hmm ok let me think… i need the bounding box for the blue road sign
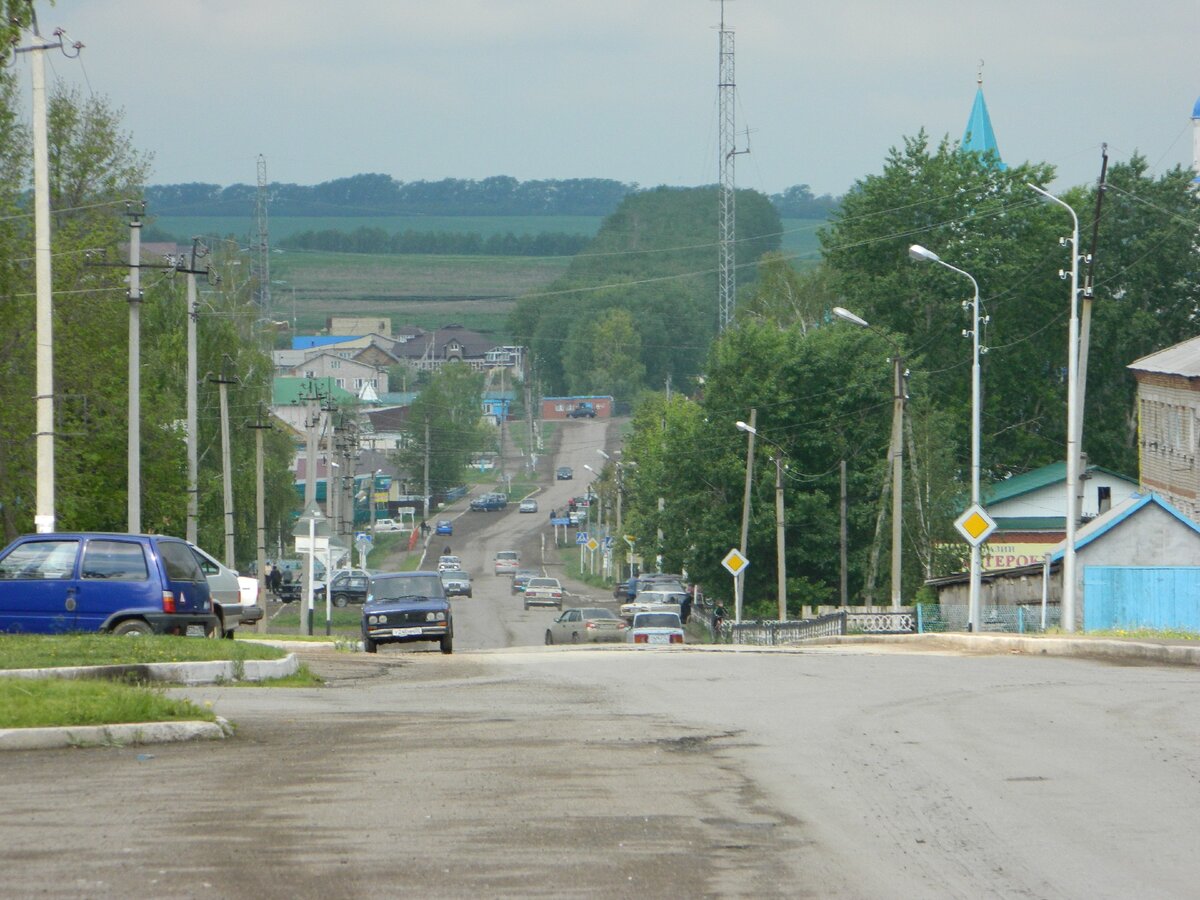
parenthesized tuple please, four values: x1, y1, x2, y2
(603, 536, 614, 549)
(575, 531, 589, 545)
(551, 517, 571, 526)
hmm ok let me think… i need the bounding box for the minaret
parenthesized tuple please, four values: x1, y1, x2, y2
(1192, 96, 1200, 184)
(961, 66, 1006, 170)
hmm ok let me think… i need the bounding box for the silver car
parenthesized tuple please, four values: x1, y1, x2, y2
(189, 543, 261, 638)
(440, 569, 473, 598)
(544, 608, 628, 644)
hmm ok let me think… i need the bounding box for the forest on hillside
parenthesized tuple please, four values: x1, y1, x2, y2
(145, 174, 839, 220)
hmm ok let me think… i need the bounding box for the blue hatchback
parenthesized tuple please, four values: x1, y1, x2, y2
(435, 520, 453, 535)
(0, 533, 217, 636)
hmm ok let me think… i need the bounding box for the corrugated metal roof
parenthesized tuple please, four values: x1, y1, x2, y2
(1127, 334, 1200, 377)
(982, 461, 1135, 506)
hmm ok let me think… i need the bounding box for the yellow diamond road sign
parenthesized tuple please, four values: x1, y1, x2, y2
(955, 504, 997, 547)
(722, 548, 749, 576)
(586, 537, 599, 551)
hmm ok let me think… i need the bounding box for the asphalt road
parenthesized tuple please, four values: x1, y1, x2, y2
(5, 418, 1200, 897)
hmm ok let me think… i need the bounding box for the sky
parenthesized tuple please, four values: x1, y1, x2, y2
(21, 1, 1200, 198)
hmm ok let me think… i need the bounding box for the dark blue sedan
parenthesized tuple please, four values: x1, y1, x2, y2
(362, 572, 453, 654)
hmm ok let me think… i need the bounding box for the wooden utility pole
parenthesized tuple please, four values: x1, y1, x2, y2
(423, 418, 431, 521)
(247, 407, 273, 633)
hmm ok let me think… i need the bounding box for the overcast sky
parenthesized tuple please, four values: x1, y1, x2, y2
(24, 1, 1200, 198)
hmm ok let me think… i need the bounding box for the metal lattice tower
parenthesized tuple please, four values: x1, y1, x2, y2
(717, 1, 737, 331)
(255, 154, 271, 316)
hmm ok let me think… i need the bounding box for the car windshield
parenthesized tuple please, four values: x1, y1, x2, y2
(635, 613, 681, 628)
(496, 552, 518, 561)
(370, 575, 444, 602)
(581, 608, 618, 620)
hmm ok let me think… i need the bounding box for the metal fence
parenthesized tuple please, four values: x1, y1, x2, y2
(718, 612, 848, 645)
(916, 604, 1062, 634)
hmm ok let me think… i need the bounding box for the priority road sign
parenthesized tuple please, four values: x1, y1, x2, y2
(954, 504, 996, 547)
(575, 531, 589, 545)
(586, 537, 599, 551)
(722, 548, 749, 576)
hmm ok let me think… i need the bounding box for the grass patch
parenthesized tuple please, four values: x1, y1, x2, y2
(0, 634, 285, 671)
(1085, 628, 1200, 641)
(268, 605, 363, 634)
(226, 663, 325, 688)
(0, 677, 215, 729)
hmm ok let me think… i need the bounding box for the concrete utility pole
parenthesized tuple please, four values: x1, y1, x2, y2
(423, 418, 431, 522)
(889, 354, 908, 610)
(177, 240, 212, 545)
(774, 454, 786, 621)
(126, 204, 144, 533)
(247, 407, 272, 633)
(15, 18, 80, 532)
(840, 459, 848, 606)
(209, 362, 239, 568)
(302, 382, 324, 508)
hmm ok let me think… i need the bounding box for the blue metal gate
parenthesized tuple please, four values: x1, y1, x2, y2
(1084, 566, 1200, 632)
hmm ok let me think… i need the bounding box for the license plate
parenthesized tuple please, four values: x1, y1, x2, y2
(186, 625, 205, 637)
(392, 627, 423, 637)
(649, 634, 669, 644)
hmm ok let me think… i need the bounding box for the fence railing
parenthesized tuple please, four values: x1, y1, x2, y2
(719, 612, 848, 645)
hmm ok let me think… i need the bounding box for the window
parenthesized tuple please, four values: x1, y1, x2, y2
(159, 541, 205, 582)
(0, 540, 79, 580)
(81, 540, 150, 581)
(330, 359, 341, 369)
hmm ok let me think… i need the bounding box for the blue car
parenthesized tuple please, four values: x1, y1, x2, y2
(435, 520, 453, 535)
(362, 571, 453, 654)
(0, 532, 217, 636)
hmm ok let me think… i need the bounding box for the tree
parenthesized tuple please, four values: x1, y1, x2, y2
(398, 364, 489, 499)
(566, 307, 644, 400)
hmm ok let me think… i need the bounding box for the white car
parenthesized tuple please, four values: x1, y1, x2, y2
(523, 577, 563, 610)
(373, 518, 404, 533)
(519, 498, 539, 513)
(620, 590, 683, 620)
(437, 556, 462, 573)
(494, 550, 520, 575)
(628, 611, 685, 645)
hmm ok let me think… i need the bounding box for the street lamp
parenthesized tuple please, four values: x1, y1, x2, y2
(832, 307, 908, 611)
(909, 244, 984, 632)
(1028, 183, 1081, 634)
(736, 420, 788, 622)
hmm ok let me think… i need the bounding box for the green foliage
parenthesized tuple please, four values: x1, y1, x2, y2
(512, 186, 782, 398)
(397, 363, 490, 497)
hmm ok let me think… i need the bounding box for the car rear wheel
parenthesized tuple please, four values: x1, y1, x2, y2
(111, 619, 154, 636)
(333, 593, 349, 608)
(524, 601, 530, 610)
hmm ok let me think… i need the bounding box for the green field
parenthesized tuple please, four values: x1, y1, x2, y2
(151, 214, 606, 245)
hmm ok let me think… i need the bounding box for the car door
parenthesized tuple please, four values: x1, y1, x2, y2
(0, 537, 82, 633)
(73, 537, 160, 632)
(553, 609, 580, 640)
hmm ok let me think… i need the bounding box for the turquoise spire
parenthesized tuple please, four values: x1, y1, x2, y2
(961, 80, 1006, 170)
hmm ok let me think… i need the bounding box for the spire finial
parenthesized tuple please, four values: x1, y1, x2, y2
(977, 59, 984, 86)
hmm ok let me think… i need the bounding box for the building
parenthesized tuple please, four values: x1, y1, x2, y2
(1127, 334, 1200, 521)
(542, 396, 614, 420)
(280, 351, 388, 399)
(327, 316, 391, 336)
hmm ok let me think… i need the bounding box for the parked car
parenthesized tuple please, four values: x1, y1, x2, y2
(519, 498, 539, 513)
(328, 572, 371, 607)
(494, 550, 520, 575)
(372, 518, 404, 533)
(544, 607, 628, 644)
(511, 569, 538, 594)
(361, 571, 453, 654)
(566, 404, 596, 419)
(556, 466, 573, 480)
(190, 543, 260, 638)
(627, 611, 686, 645)
(0, 532, 217, 637)
(440, 569, 473, 598)
(435, 520, 454, 535)
(523, 577, 563, 610)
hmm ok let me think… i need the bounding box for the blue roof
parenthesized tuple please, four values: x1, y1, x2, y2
(292, 335, 361, 350)
(961, 86, 1006, 170)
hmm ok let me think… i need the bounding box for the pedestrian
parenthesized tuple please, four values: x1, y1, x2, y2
(443, 544, 452, 556)
(713, 604, 727, 636)
(269, 564, 282, 597)
(680, 592, 692, 625)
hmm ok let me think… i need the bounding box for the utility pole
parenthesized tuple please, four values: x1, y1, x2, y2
(209, 361, 238, 569)
(840, 459, 848, 607)
(302, 382, 324, 509)
(889, 354, 908, 609)
(175, 240, 214, 545)
(775, 454, 787, 621)
(16, 17, 81, 532)
(736, 408, 756, 622)
(126, 203, 144, 533)
(423, 417, 431, 522)
(247, 407, 272, 633)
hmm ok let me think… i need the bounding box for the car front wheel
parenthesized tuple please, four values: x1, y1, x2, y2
(440, 632, 453, 654)
(363, 635, 377, 653)
(544, 630, 554, 645)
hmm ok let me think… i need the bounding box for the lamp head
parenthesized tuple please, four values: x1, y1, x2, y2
(832, 306, 869, 328)
(908, 244, 940, 263)
(596, 449, 610, 460)
(735, 421, 758, 436)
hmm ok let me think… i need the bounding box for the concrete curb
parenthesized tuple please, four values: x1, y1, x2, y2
(0, 716, 233, 751)
(1, 652, 299, 685)
(804, 633, 1200, 666)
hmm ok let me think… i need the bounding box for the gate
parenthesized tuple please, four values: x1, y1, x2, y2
(1084, 566, 1200, 632)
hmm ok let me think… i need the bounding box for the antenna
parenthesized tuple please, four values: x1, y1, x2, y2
(255, 154, 271, 317)
(715, 0, 747, 332)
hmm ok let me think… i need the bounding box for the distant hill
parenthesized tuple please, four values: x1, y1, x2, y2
(144, 174, 840, 220)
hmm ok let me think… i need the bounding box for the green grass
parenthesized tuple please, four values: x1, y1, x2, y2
(225, 662, 325, 687)
(268, 605, 363, 633)
(1083, 628, 1200, 641)
(0, 677, 216, 729)
(154, 215, 605, 244)
(0, 634, 286, 670)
